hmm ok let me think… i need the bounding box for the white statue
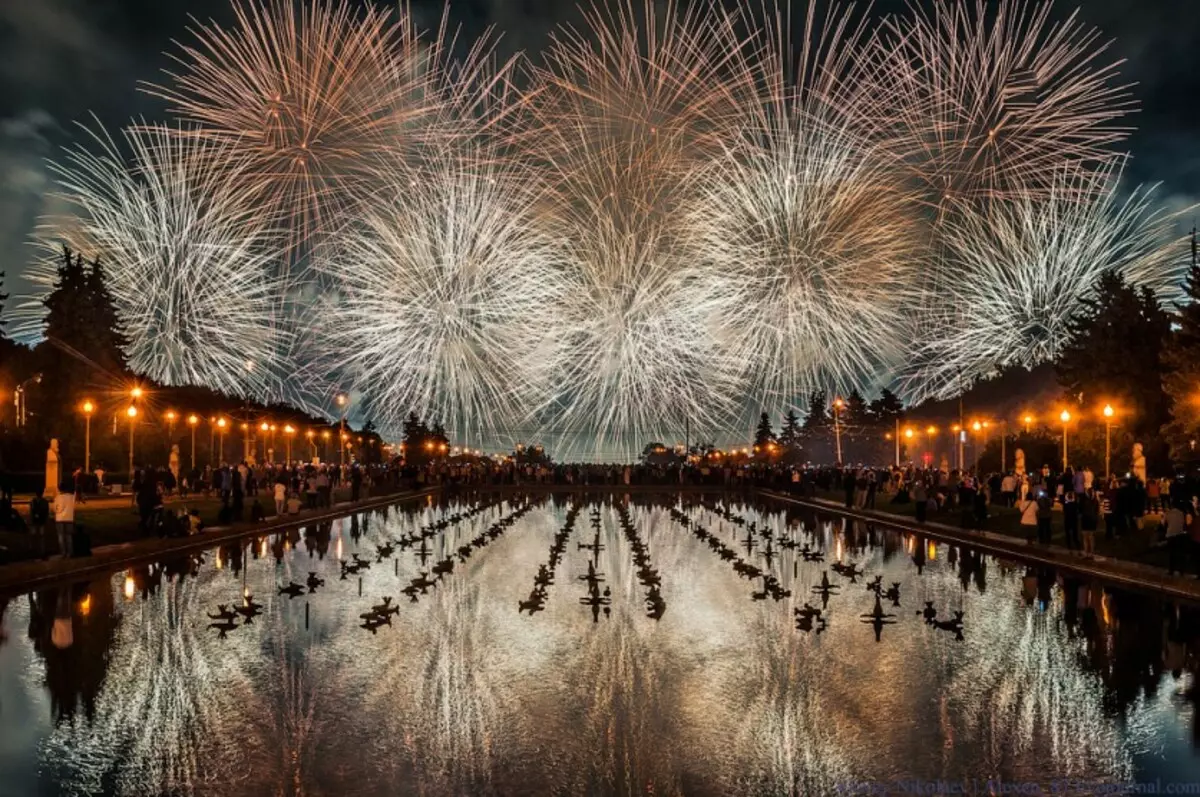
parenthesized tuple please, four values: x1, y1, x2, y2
(1132, 443, 1147, 484)
(45, 439, 60, 498)
(169, 444, 180, 483)
(1014, 448, 1026, 475)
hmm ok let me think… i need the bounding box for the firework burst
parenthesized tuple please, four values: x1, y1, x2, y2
(314, 142, 565, 445)
(143, 0, 426, 269)
(39, 123, 287, 397)
(867, 0, 1134, 215)
(686, 4, 924, 418)
(524, 0, 757, 455)
(900, 161, 1187, 401)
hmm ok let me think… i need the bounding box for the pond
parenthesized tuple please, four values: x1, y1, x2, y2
(1, 492, 1198, 796)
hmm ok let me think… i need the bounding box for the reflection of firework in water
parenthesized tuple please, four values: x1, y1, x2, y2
(40, 578, 261, 796)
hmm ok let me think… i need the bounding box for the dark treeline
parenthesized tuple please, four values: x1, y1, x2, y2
(0, 247, 383, 482)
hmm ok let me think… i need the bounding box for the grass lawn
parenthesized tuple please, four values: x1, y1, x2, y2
(807, 487, 1170, 569)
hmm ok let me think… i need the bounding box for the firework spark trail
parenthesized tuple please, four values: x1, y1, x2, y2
(900, 161, 1188, 402)
(525, 0, 759, 456)
(868, 0, 1135, 215)
(143, 0, 420, 267)
(315, 141, 566, 444)
(18, 0, 1179, 442)
(688, 4, 925, 417)
(37, 122, 288, 397)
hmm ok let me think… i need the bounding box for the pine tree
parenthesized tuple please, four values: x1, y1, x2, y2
(779, 408, 802, 448)
(844, 389, 869, 425)
(801, 390, 828, 430)
(754, 411, 776, 447)
(0, 269, 8, 336)
(42, 247, 127, 373)
(868, 388, 904, 422)
(1056, 270, 1171, 450)
(1162, 256, 1200, 458)
(84, 256, 128, 372)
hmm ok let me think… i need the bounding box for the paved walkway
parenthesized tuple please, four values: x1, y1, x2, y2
(760, 490, 1200, 603)
(0, 487, 437, 595)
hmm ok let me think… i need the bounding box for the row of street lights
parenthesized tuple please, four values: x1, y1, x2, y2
(78, 387, 364, 474)
(878, 403, 1121, 477)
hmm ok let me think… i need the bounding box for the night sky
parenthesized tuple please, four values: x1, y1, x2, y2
(2, 0, 1199, 304)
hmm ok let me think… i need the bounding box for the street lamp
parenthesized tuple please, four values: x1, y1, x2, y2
(259, 421, 270, 462)
(130, 386, 143, 400)
(126, 404, 138, 476)
(1023, 414, 1033, 435)
(831, 397, 845, 464)
(284, 424, 295, 463)
(208, 416, 217, 465)
(165, 410, 177, 440)
(217, 417, 227, 463)
(1059, 409, 1071, 471)
(81, 400, 95, 472)
(306, 429, 316, 460)
(1103, 404, 1115, 479)
(925, 425, 937, 467)
(321, 429, 331, 462)
(335, 393, 349, 471)
(188, 414, 199, 468)
(14, 373, 42, 427)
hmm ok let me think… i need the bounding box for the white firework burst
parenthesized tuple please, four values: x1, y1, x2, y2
(39, 122, 287, 396)
(690, 115, 925, 417)
(143, 0, 427, 267)
(686, 4, 922, 419)
(900, 161, 1188, 401)
(314, 145, 564, 445)
(868, 0, 1134, 214)
(525, 0, 756, 456)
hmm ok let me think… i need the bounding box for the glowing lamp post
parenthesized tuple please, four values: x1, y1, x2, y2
(832, 397, 845, 464)
(165, 410, 177, 440)
(335, 393, 349, 471)
(217, 417, 227, 463)
(188, 414, 199, 468)
(1103, 404, 1115, 479)
(284, 425, 295, 464)
(925, 426, 937, 467)
(306, 429, 316, 461)
(1023, 414, 1033, 435)
(322, 430, 331, 462)
(81, 400, 95, 472)
(259, 421, 270, 462)
(126, 404, 138, 476)
(1059, 410, 1071, 470)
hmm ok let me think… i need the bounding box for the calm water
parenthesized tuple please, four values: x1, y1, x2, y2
(2, 492, 1199, 797)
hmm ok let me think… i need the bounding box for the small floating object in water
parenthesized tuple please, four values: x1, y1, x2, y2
(278, 582, 306, 599)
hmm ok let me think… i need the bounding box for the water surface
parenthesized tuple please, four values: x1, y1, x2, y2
(1, 492, 1198, 796)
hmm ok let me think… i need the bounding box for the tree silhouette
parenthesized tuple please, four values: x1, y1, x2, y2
(1162, 257, 1200, 459)
(754, 411, 776, 448)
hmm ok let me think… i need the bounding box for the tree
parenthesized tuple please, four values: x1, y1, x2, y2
(802, 390, 828, 430)
(43, 247, 127, 373)
(844, 389, 870, 426)
(868, 388, 904, 423)
(1056, 270, 1172, 470)
(0, 269, 8, 336)
(1162, 256, 1200, 460)
(779, 409, 802, 449)
(754, 411, 776, 448)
